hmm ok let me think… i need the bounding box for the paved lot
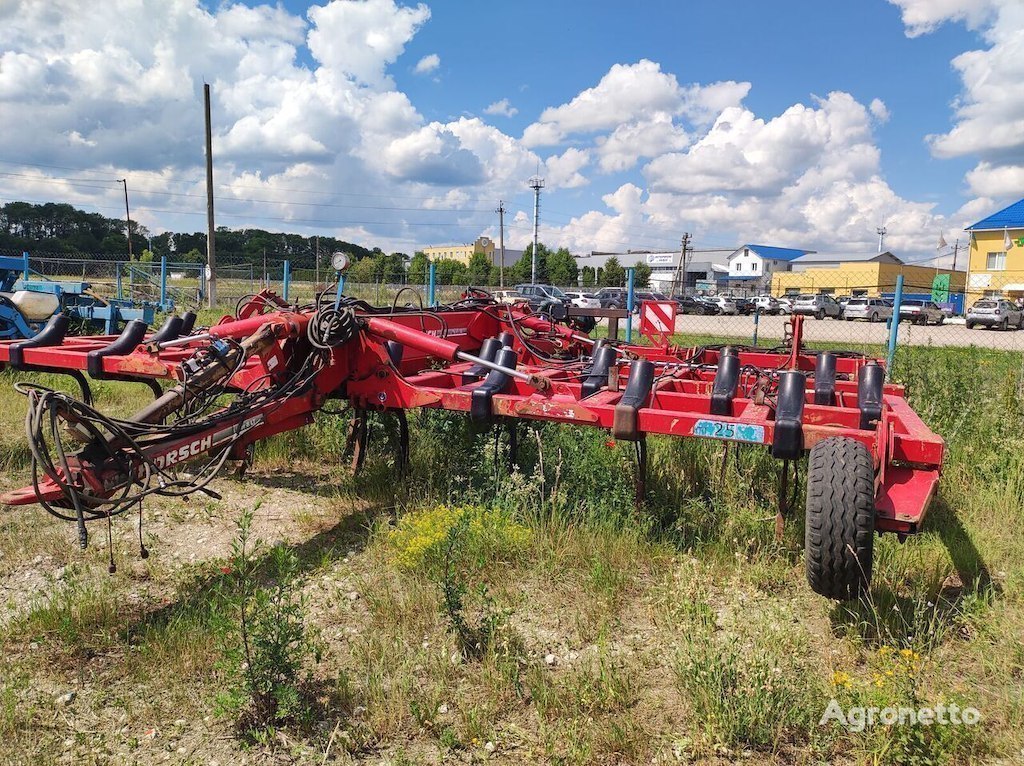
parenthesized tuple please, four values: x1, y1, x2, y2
(666, 313, 1024, 350)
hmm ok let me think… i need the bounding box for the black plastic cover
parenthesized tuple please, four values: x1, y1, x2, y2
(710, 353, 740, 416)
(9, 313, 69, 368)
(581, 345, 617, 398)
(858, 362, 884, 430)
(470, 347, 517, 422)
(814, 352, 836, 406)
(87, 319, 148, 378)
(771, 370, 806, 460)
(612, 359, 655, 441)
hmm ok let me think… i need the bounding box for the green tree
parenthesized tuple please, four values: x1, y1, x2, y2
(600, 256, 625, 287)
(466, 251, 492, 284)
(408, 251, 429, 284)
(434, 258, 468, 285)
(580, 266, 597, 287)
(547, 247, 578, 287)
(634, 262, 652, 289)
(348, 256, 377, 283)
(373, 252, 406, 282)
(511, 242, 552, 283)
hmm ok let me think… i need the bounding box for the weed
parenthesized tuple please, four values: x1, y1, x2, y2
(440, 512, 509, 658)
(214, 507, 323, 735)
(674, 615, 825, 753)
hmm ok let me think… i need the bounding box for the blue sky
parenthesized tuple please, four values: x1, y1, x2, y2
(386, 1, 976, 216)
(0, 0, 1020, 262)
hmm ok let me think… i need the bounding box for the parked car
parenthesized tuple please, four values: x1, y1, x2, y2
(966, 299, 1023, 330)
(775, 296, 794, 313)
(703, 295, 738, 315)
(843, 297, 893, 322)
(722, 295, 755, 315)
(594, 287, 629, 309)
(792, 293, 842, 320)
(837, 295, 851, 318)
(898, 299, 945, 326)
(563, 290, 600, 309)
(515, 284, 570, 315)
(673, 295, 718, 315)
(492, 289, 523, 305)
(751, 295, 781, 314)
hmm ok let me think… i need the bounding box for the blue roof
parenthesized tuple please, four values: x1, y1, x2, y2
(966, 198, 1024, 231)
(741, 244, 812, 262)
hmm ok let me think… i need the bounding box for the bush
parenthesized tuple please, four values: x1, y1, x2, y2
(387, 504, 531, 576)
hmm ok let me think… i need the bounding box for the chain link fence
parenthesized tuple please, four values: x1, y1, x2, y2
(10, 252, 1024, 357)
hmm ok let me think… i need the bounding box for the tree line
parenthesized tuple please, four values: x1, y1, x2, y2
(1, 200, 650, 288)
(0, 201, 374, 268)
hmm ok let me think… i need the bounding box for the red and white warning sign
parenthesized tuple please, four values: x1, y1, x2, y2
(638, 300, 677, 347)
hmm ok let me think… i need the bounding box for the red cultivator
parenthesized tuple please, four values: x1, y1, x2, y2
(0, 290, 943, 599)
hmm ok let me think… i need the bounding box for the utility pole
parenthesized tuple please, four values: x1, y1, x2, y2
(951, 237, 960, 272)
(204, 82, 217, 308)
(496, 200, 506, 288)
(876, 226, 887, 254)
(528, 176, 544, 282)
(671, 232, 690, 296)
(117, 179, 133, 260)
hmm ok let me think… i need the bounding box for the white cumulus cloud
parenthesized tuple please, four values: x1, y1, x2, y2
(484, 98, 518, 117)
(890, 0, 1024, 213)
(413, 53, 440, 75)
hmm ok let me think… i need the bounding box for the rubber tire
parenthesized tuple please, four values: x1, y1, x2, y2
(870, 312, 879, 322)
(805, 436, 876, 600)
(966, 321, 975, 330)
(1000, 318, 1009, 331)
(815, 309, 825, 320)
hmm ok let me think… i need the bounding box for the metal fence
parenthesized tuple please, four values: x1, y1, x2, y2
(11, 252, 1024, 357)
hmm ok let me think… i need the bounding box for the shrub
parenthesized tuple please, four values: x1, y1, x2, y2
(387, 504, 531, 575)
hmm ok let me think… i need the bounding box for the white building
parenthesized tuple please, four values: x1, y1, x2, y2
(726, 244, 814, 279)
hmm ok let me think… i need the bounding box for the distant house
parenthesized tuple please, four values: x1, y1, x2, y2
(726, 244, 814, 280)
(965, 197, 1024, 301)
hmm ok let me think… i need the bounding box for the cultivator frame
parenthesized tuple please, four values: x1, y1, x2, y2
(0, 290, 944, 599)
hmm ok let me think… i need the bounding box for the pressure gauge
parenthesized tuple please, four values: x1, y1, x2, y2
(331, 252, 351, 272)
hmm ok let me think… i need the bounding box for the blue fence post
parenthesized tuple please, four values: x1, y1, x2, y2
(22, 251, 29, 280)
(885, 274, 904, 379)
(160, 256, 168, 308)
(752, 308, 760, 346)
(282, 260, 291, 302)
(428, 261, 437, 307)
(116, 267, 123, 301)
(625, 267, 636, 343)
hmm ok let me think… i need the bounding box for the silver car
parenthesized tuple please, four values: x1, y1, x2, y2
(792, 293, 842, 319)
(966, 299, 1023, 330)
(898, 299, 945, 326)
(844, 297, 893, 322)
(705, 295, 738, 315)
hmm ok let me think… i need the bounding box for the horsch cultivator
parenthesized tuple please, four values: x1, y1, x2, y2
(0, 276, 943, 600)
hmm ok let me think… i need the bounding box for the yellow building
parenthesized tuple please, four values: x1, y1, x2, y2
(965, 198, 1024, 302)
(771, 262, 966, 303)
(421, 236, 495, 266)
